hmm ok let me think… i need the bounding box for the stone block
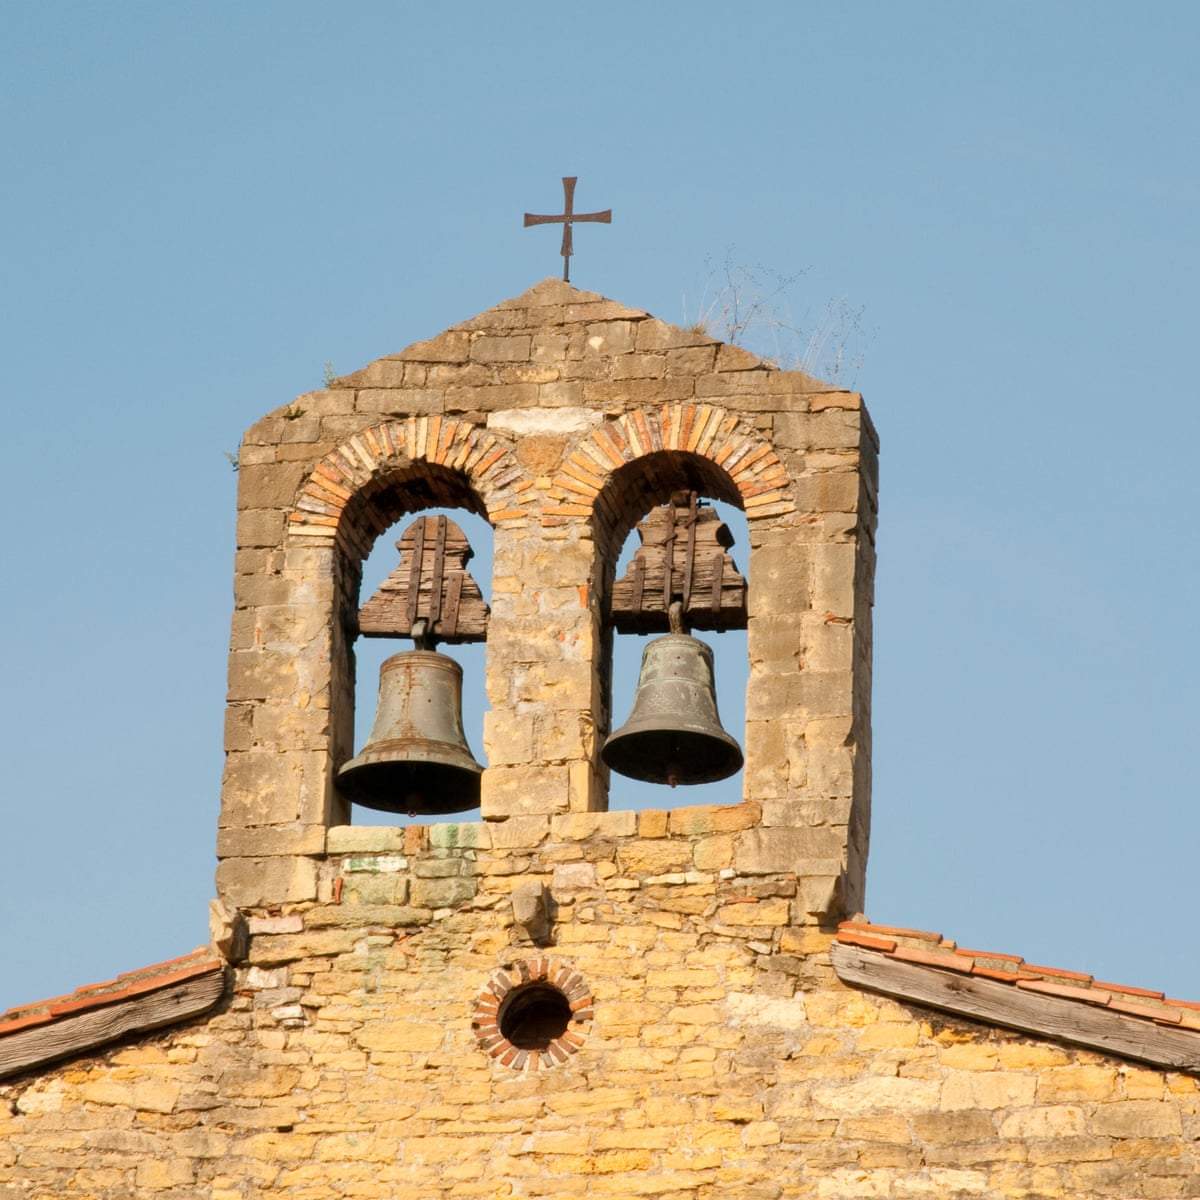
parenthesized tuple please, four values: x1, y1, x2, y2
(667, 801, 760, 837)
(637, 809, 670, 838)
(812, 543, 858, 620)
(789, 472, 861, 516)
(219, 751, 306, 828)
(550, 811, 637, 840)
(325, 825, 409, 854)
(410, 875, 477, 909)
(745, 670, 853, 722)
(693, 834, 733, 870)
(1088, 1100, 1181, 1139)
(482, 711, 536, 766)
(216, 825, 326, 858)
(481, 765, 570, 818)
(734, 826, 846, 875)
(940, 1072, 1038, 1111)
(773, 410, 863, 452)
(428, 822, 490, 849)
(216, 854, 319, 908)
(470, 334, 532, 363)
(396, 331, 470, 363)
(238, 462, 307, 511)
(812, 1077, 940, 1115)
(797, 873, 844, 918)
(486, 815, 551, 848)
(342, 872, 409, 906)
(78, 1079, 180, 1114)
(236, 508, 287, 549)
(618, 839, 693, 875)
(1037, 1066, 1118, 1103)
(715, 897, 790, 926)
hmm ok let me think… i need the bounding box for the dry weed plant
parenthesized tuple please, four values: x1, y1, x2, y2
(683, 253, 868, 386)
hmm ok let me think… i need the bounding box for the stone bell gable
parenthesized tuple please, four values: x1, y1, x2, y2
(7, 279, 1198, 1199)
(220, 277, 879, 921)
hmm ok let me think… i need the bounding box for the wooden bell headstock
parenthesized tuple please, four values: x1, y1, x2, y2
(608, 492, 747, 635)
(358, 514, 489, 645)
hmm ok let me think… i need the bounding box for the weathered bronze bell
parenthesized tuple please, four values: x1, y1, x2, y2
(337, 650, 483, 815)
(602, 634, 743, 787)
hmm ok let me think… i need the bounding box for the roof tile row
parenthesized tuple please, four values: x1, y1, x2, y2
(836, 921, 1200, 1032)
(0, 948, 222, 1039)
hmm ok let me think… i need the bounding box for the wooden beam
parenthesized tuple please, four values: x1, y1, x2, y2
(0, 969, 226, 1080)
(831, 943, 1200, 1073)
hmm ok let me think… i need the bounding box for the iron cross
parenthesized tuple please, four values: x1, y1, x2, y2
(524, 177, 611, 283)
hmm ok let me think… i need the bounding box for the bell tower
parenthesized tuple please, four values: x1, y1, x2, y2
(217, 278, 877, 922)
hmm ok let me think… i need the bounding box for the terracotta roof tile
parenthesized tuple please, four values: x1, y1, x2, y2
(834, 919, 1199, 1034)
(0, 948, 221, 1038)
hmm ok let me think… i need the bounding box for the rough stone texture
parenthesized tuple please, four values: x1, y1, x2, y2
(217, 277, 878, 917)
(4, 281, 1194, 1196)
(2, 821, 1198, 1198)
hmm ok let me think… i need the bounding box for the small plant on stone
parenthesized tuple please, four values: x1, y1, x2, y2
(683, 251, 869, 385)
(323, 361, 337, 388)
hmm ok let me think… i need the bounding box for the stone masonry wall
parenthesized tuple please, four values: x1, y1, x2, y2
(3, 812, 1199, 1198)
(218, 277, 878, 922)
(6, 281, 1192, 1197)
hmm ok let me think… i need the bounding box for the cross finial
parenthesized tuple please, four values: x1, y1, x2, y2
(523, 177, 612, 283)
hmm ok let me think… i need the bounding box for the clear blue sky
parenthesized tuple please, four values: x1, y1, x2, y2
(3, 2, 1198, 1009)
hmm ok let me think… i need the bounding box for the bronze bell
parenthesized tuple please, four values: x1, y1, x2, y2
(337, 650, 483, 815)
(602, 634, 743, 787)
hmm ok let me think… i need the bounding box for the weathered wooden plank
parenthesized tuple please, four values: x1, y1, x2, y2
(441, 570, 462, 635)
(0, 970, 227, 1080)
(359, 515, 489, 643)
(610, 493, 747, 633)
(428, 515, 446, 625)
(830, 942, 1200, 1073)
(404, 517, 425, 628)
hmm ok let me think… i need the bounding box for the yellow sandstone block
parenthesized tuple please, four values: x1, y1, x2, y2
(744, 1118, 782, 1147)
(780, 926, 832, 956)
(135, 1158, 196, 1189)
(855, 1024, 920, 1051)
(940, 1071, 1037, 1111)
(544, 1088, 640, 1118)
(712, 1097, 763, 1123)
(714, 897, 790, 926)
(554, 1150, 653, 1174)
(998, 1105, 1085, 1139)
(78, 1078, 180, 1114)
(356, 1021, 446, 1053)
(838, 1115, 913, 1143)
(1120, 1066, 1166, 1099)
(993, 1043, 1071, 1070)
(693, 834, 733, 870)
(1037, 1066, 1118, 1103)
(522, 1133, 590, 1155)
(243, 1132, 319, 1163)
(596, 1129, 671, 1151)
(666, 1003, 724, 1025)
(938, 1043, 999, 1071)
(804, 991, 880, 1028)
(644, 1096, 695, 1125)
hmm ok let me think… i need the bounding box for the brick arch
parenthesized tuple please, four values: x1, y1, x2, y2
(286, 416, 533, 557)
(547, 403, 794, 558)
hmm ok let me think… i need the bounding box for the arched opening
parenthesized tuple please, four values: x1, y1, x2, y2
(331, 466, 493, 827)
(598, 453, 750, 812)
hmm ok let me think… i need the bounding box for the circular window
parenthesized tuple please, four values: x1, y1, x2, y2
(499, 982, 573, 1049)
(472, 958, 592, 1071)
